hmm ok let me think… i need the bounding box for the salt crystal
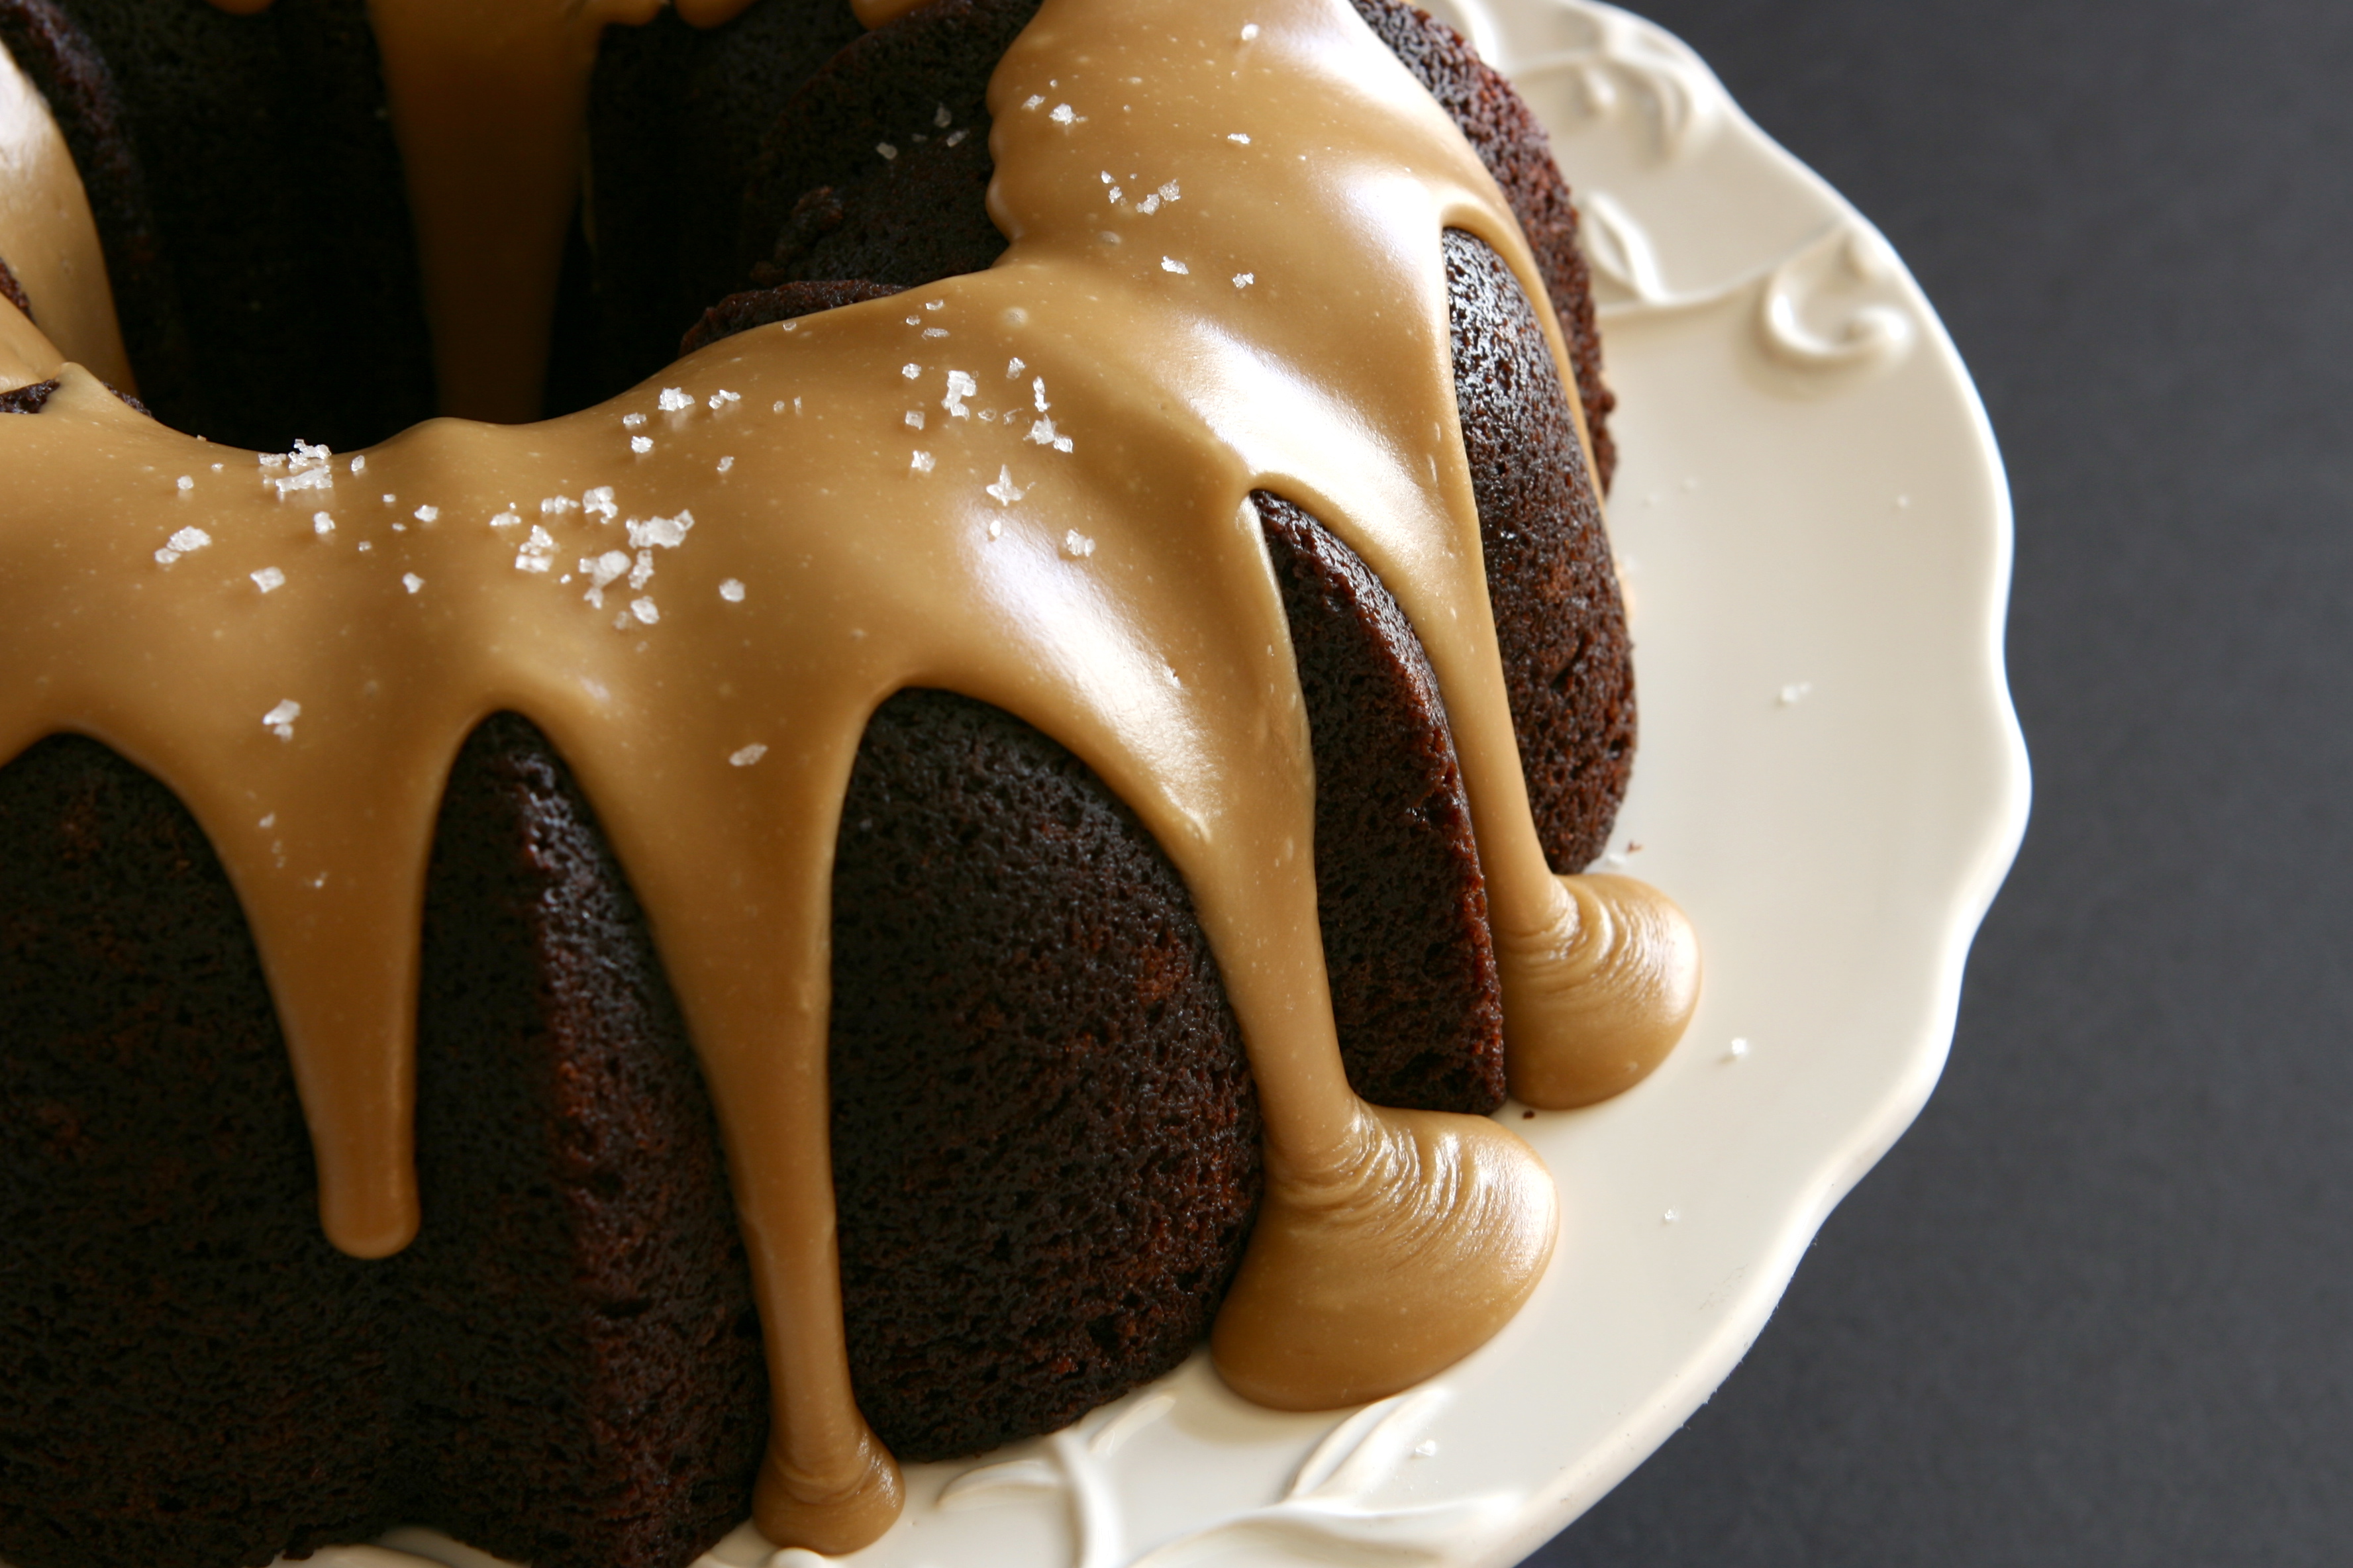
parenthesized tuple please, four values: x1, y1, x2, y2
(628, 597, 659, 625)
(252, 566, 285, 593)
(709, 389, 740, 410)
(313, 511, 335, 536)
(624, 411, 646, 428)
(1727, 1038, 1752, 1061)
(728, 743, 768, 767)
(923, 327, 948, 339)
(925, 299, 945, 311)
(986, 466, 1026, 506)
(489, 511, 521, 530)
(274, 465, 332, 497)
(1241, 22, 1260, 39)
(1233, 271, 1256, 288)
(793, 397, 803, 415)
(1137, 193, 1160, 214)
(1006, 357, 1026, 378)
(630, 436, 653, 454)
(383, 493, 397, 505)
(262, 699, 301, 739)
(1026, 415, 1062, 448)
(259, 813, 275, 828)
(541, 495, 580, 514)
(350, 455, 367, 475)
(1032, 376, 1050, 411)
(1062, 529, 1095, 558)
(1022, 93, 1044, 110)
(1228, 132, 1252, 144)
(627, 511, 695, 550)
(1158, 181, 1180, 202)
(902, 363, 921, 380)
(1777, 681, 1813, 707)
(1050, 103, 1075, 124)
(1161, 257, 1189, 275)
(154, 525, 212, 565)
(584, 486, 618, 520)
(934, 103, 952, 128)
(585, 550, 631, 587)
(773, 399, 787, 412)
(402, 572, 424, 593)
(515, 525, 557, 573)
(717, 455, 734, 473)
(1663, 1209, 1680, 1224)
(358, 542, 374, 552)
(986, 518, 1003, 540)
(629, 550, 656, 590)
(944, 127, 968, 146)
(719, 578, 746, 603)
(175, 475, 193, 492)
(1053, 436, 1073, 453)
(413, 505, 439, 523)
(876, 142, 898, 160)
(910, 450, 935, 474)
(943, 369, 976, 418)
(657, 386, 692, 413)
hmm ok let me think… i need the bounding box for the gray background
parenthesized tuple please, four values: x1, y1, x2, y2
(1521, 1, 2353, 1563)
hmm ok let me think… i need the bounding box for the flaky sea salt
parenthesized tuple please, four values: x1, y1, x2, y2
(627, 511, 695, 551)
(630, 436, 653, 455)
(943, 369, 976, 418)
(262, 699, 301, 740)
(905, 410, 926, 430)
(876, 142, 898, 160)
(719, 578, 746, 603)
(623, 411, 647, 428)
(413, 505, 439, 523)
(252, 567, 285, 593)
(910, 450, 935, 474)
(628, 597, 659, 625)
(401, 572, 424, 593)
(1233, 271, 1256, 289)
(986, 466, 1026, 506)
(175, 475, 193, 492)
(1228, 132, 1252, 144)
(515, 526, 558, 573)
(1161, 257, 1188, 275)
(1050, 103, 1076, 125)
(313, 511, 335, 536)
(156, 526, 213, 565)
(584, 487, 618, 522)
(1241, 22, 1260, 40)
(1062, 529, 1095, 558)
(728, 743, 768, 767)
(717, 455, 734, 474)
(657, 386, 692, 412)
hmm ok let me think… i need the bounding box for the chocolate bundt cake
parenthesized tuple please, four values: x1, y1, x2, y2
(0, 1, 1699, 1565)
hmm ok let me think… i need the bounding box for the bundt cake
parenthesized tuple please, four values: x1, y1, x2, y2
(0, 1, 1700, 1565)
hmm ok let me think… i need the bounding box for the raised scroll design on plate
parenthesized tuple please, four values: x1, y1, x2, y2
(1445, 0, 1720, 159)
(936, 1387, 1517, 1568)
(1579, 189, 1917, 374)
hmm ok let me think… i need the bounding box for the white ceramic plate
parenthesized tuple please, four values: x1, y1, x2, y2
(309, 5, 2029, 1567)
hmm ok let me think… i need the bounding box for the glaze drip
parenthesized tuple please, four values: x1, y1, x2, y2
(1, 0, 1696, 1553)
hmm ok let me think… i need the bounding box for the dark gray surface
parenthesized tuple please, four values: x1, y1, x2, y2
(1524, 2, 2353, 1564)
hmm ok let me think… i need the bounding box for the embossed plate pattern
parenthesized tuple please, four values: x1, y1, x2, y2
(290, 3, 2028, 1566)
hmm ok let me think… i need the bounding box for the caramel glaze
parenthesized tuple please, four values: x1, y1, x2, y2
(1, 0, 1699, 1552)
(0, 25, 128, 390)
